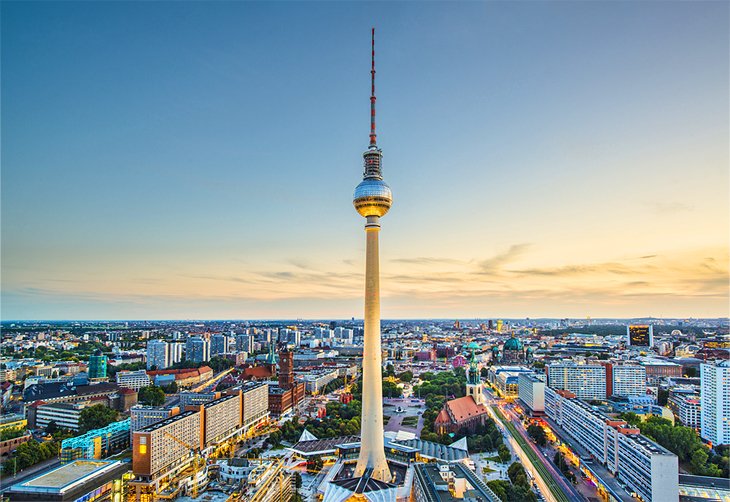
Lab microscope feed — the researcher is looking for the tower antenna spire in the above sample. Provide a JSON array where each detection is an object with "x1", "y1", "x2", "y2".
[{"x1": 369, "y1": 27, "x2": 377, "y2": 147}]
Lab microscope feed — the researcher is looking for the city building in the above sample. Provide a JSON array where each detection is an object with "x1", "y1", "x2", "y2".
[
  {"x1": 147, "y1": 366, "x2": 213, "y2": 388},
  {"x1": 186, "y1": 336, "x2": 210, "y2": 363},
  {"x1": 700, "y1": 360, "x2": 730, "y2": 446},
  {"x1": 640, "y1": 359, "x2": 683, "y2": 385},
  {"x1": 116, "y1": 369, "x2": 151, "y2": 391},
  {"x1": 236, "y1": 334, "x2": 254, "y2": 353},
  {"x1": 412, "y1": 462, "x2": 500, "y2": 502},
  {"x1": 303, "y1": 368, "x2": 339, "y2": 394},
  {"x1": 201, "y1": 393, "x2": 242, "y2": 445},
  {"x1": 210, "y1": 334, "x2": 227, "y2": 357},
  {"x1": 267, "y1": 348, "x2": 305, "y2": 417},
  {"x1": 5, "y1": 460, "x2": 131, "y2": 502},
  {"x1": 60, "y1": 419, "x2": 130, "y2": 462},
  {"x1": 545, "y1": 386, "x2": 678, "y2": 502},
  {"x1": 547, "y1": 362, "x2": 606, "y2": 400},
  {"x1": 147, "y1": 340, "x2": 171, "y2": 370},
  {"x1": 132, "y1": 410, "x2": 202, "y2": 483},
  {"x1": 240, "y1": 382, "x2": 269, "y2": 429},
  {"x1": 607, "y1": 363, "x2": 646, "y2": 397},
  {"x1": 35, "y1": 402, "x2": 85, "y2": 431},
  {"x1": 518, "y1": 373, "x2": 545, "y2": 415},
  {"x1": 627, "y1": 325, "x2": 654, "y2": 348},
  {"x1": 501, "y1": 333, "x2": 525, "y2": 364},
  {"x1": 668, "y1": 392, "x2": 701, "y2": 428},
  {"x1": 130, "y1": 405, "x2": 180, "y2": 432},
  {"x1": 87, "y1": 350, "x2": 107, "y2": 381}
]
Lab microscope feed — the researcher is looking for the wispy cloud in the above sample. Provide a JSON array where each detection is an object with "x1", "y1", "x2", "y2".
[{"x1": 478, "y1": 244, "x2": 531, "y2": 273}]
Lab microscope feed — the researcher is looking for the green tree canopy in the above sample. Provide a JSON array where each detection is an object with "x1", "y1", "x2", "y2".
[
  {"x1": 138, "y1": 385, "x2": 166, "y2": 406},
  {"x1": 79, "y1": 405, "x2": 119, "y2": 434}
]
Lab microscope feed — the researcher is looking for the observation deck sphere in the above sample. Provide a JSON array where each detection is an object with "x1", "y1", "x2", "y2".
[{"x1": 353, "y1": 178, "x2": 392, "y2": 217}]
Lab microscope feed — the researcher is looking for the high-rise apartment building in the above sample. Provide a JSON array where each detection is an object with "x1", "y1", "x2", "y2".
[
  {"x1": 169, "y1": 342, "x2": 184, "y2": 365},
  {"x1": 700, "y1": 360, "x2": 730, "y2": 446},
  {"x1": 186, "y1": 336, "x2": 210, "y2": 363},
  {"x1": 518, "y1": 373, "x2": 546, "y2": 415},
  {"x1": 547, "y1": 362, "x2": 606, "y2": 400},
  {"x1": 235, "y1": 334, "x2": 253, "y2": 353},
  {"x1": 147, "y1": 340, "x2": 170, "y2": 370},
  {"x1": 210, "y1": 334, "x2": 227, "y2": 357},
  {"x1": 606, "y1": 363, "x2": 646, "y2": 397}
]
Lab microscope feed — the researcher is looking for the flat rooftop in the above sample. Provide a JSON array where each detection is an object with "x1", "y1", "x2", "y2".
[{"x1": 12, "y1": 460, "x2": 125, "y2": 494}]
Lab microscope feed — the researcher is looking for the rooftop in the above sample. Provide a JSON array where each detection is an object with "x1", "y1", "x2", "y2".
[{"x1": 10, "y1": 460, "x2": 127, "y2": 494}]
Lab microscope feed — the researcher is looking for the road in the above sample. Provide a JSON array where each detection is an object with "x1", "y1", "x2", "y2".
[
  {"x1": 483, "y1": 386, "x2": 580, "y2": 502},
  {"x1": 500, "y1": 401, "x2": 584, "y2": 501}
]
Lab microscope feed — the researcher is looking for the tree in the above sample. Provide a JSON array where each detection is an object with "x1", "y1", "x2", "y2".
[
  {"x1": 498, "y1": 444, "x2": 511, "y2": 463},
  {"x1": 618, "y1": 412, "x2": 642, "y2": 426},
  {"x1": 691, "y1": 447, "x2": 709, "y2": 472},
  {"x1": 138, "y1": 385, "x2": 166, "y2": 406},
  {"x1": 161, "y1": 381, "x2": 178, "y2": 394},
  {"x1": 45, "y1": 420, "x2": 59, "y2": 435},
  {"x1": 685, "y1": 367, "x2": 697, "y2": 378},
  {"x1": 527, "y1": 424, "x2": 547, "y2": 446},
  {"x1": 382, "y1": 380, "x2": 401, "y2": 398},
  {"x1": 397, "y1": 371, "x2": 413, "y2": 383},
  {"x1": 79, "y1": 405, "x2": 119, "y2": 433},
  {"x1": 385, "y1": 364, "x2": 395, "y2": 377}
]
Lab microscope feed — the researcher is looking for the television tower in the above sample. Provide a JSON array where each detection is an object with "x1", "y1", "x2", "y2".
[{"x1": 352, "y1": 28, "x2": 392, "y2": 483}]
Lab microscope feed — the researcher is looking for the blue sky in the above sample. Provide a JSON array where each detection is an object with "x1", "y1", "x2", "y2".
[{"x1": 2, "y1": 1, "x2": 728, "y2": 319}]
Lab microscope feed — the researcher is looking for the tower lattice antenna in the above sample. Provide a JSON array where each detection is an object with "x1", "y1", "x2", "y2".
[{"x1": 369, "y1": 27, "x2": 377, "y2": 148}]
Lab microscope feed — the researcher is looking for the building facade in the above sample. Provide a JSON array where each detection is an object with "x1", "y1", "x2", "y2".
[
  {"x1": 547, "y1": 362, "x2": 606, "y2": 400},
  {"x1": 147, "y1": 340, "x2": 170, "y2": 370},
  {"x1": 116, "y1": 370, "x2": 151, "y2": 391},
  {"x1": 518, "y1": 373, "x2": 545, "y2": 415},
  {"x1": 700, "y1": 360, "x2": 730, "y2": 446},
  {"x1": 545, "y1": 386, "x2": 678, "y2": 502},
  {"x1": 185, "y1": 336, "x2": 210, "y2": 364}
]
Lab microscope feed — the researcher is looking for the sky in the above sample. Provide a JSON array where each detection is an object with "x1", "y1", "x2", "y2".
[{"x1": 2, "y1": 1, "x2": 728, "y2": 320}]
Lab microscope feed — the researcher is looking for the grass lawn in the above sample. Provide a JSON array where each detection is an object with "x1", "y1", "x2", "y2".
[
  {"x1": 482, "y1": 466, "x2": 496, "y2": 473},
  {"x1": 485, "y1": 455, "x2": 502, "y2": 462},
  {"x1": 401, "y1": 416, "x2": 419, "y2": 427}
]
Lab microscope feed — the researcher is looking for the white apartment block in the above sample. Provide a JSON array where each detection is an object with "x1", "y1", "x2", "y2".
[
  {"x1": 241, "y1": 382, "x2": 269, "y2": 429},
  {"x1": 130, "y1": 405, "x2": 178, "y2": 432},
  {"x1": 303, "y1": 369, "x2": 339, "y2": 394},
  {"x1": 671, "y1": 394, "x2": 701, "y2": 428},
  {"x1": 518, "y1": 373, "x2": 545, "y2": 414},
  {"x1": 36, "y1": 403, "x2": 84, "y2": 431},
  {"x1": 545, "y1": 387, "x2": 678, "y2": 502},
  {"x1": 147, "y1": 340, "x2": 170, "y2": 370},
  {"x1": 700, "y1": 360, "x2": 730, "y2": 446},
  {"x1": 203, "y1": 394, "x2": 242, "y2": 445},
  {"x1": 547, "y1": 362, "x2": 606, "y2": 400},
  {"x1": 611, "y1": 364, "x2": 647, "y2": 397},
  {"x1": 117, "y1": 369, "x2": 151, "y2": 391}
]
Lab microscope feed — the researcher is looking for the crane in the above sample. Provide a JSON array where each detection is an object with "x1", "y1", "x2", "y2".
[{"x1": 160, "y1": 430, "x2": 205, "y2": 500}]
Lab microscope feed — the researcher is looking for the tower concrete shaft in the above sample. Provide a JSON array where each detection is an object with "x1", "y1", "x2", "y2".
[{"x1": 354, "y1": 215, "x2": 391, "y2": 482}]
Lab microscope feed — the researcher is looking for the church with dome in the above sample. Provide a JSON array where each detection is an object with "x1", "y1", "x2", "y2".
[{"x1": 501, "y1": 333, "x2": 529, "y2": 364}]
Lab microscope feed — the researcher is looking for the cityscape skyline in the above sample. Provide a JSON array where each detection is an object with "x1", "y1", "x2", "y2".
[{"x1": 2, "y1": 1, "x2": 728, "y2": 320}]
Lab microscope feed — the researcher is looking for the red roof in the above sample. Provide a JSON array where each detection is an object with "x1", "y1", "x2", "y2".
[
  {"x1": 243, "y1": 366, "x2": 274, "y2": 379},
  {"x1": 434, "y1": 408, "x2": 450, "y2": 425},
  {"x1": 120, "y1": 388, "x2": 136, "y2": 395},
  {"x1": 445, "y1": 396, "x2": 488, "y2": 421}
]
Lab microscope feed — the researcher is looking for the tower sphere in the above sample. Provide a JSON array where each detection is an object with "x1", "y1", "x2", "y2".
[{"x1": 353, "y1": 178, "x2": 392, "y2": 217}]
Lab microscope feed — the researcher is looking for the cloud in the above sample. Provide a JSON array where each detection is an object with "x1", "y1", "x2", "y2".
[
  {"x1": 478, "y1": 243, "x2": 532, "y2": 273},
  {"x1": 390, "y1": 257, "x2": 467, "y2": 266}
]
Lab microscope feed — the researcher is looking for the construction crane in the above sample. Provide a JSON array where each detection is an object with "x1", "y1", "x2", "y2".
[{"x1": 160, "y1": 430, "x2": 205, "y2": 500}]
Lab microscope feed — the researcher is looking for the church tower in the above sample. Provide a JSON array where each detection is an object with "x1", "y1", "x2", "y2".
[{"x1": 465, "y1": 342, "x2": 485, "y2": 406}]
